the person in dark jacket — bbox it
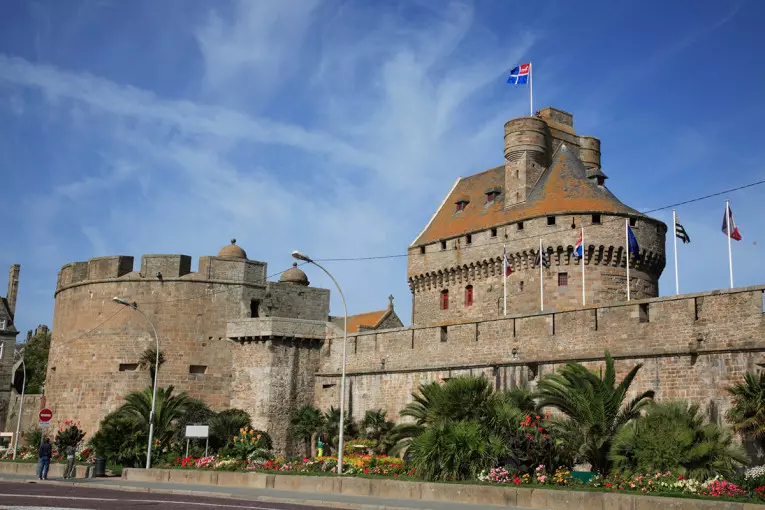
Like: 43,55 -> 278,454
37,438 -> 52,480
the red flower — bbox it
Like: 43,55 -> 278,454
605,483 -> 612,488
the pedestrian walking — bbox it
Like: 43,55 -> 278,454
63,444 -> 76,479
37,438 -> 52,480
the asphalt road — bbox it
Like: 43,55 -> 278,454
0,481 -> 343,510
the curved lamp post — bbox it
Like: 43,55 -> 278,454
291,250 -> 348,475
12,357 -> 26,460
113,297 -> 160,469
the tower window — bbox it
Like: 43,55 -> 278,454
455,200 -> 468,212
465,285 -> 474,307
547,216 -> 556,226
639,303 -> 650,323
420,246 -> 425,255
597,176 -> 605,187
592,214 -> 601,224
490,227 -> 498,237
517,222 -> 524,231
250,300 -> 260,318
519,281 -> 524,292
630,218 -> 637,227
119,363 -> 139,372
558,272 -> 568,287
466,234 -> 472,245
189,365 -> 208,375
0,320 -> 5,331
440,289 -> 449,310
441,240 -> 447,250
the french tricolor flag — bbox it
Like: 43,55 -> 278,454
574,231 -> 583,258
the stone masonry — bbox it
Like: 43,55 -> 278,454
0,265 -> 21,429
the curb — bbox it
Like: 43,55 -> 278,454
16,478 -> 420,510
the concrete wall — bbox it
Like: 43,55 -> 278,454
317,285 -> 765,423
408,213 -> 666,326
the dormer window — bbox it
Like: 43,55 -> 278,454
486,190 -> 501,204
455,199 -> 469,212
597,176 -> 605,187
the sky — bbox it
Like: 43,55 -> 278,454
1,0 -> 764,339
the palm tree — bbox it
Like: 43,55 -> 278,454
116,385 -> 191,446
611,400 -> 748,479
210,409 -> 253,452
290,405 -> 324,457
536,351 -> 654,475
726,371 -> 765,451
138,347 -> 166,387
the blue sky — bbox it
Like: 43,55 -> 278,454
1,0 -> 763,338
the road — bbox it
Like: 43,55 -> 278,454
0,481 -> 341,510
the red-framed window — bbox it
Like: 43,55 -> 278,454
465,285 -> 473,307
440,289 -> 449,310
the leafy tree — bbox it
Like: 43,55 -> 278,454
290,405 -> 325,457
54,423 -> 86,452
138,347 -> 166,388
22,328 -> 51,394
170,398 -> 215,449
536,351 -> 654,475
610,400 -> 748,479
116,385 -> 191,448
90,412 -> 147,467
726,371 -> 765,451
210,409 -> 253,452
361,409 -> 395,454
322,407 -> 357,454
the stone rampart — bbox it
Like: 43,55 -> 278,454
316,285 -> 765,422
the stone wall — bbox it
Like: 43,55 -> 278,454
408,213 -> 666,326
3,392 -> 42,433
316,285 -> 765,423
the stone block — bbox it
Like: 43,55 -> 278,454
368,478 -> 422,500
339,477 -> 372,496
420,482 -> 517,506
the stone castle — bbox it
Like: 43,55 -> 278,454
38,107 -> 764,455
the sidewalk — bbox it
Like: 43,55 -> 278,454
0,473 -> 532,510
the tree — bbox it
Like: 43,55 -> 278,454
22,328 -> 51,394
361,409 -> 395,454
290,405 -> 325,457
210,409 -> 253,452
726,371 -> 765,451
138,347 -> 166,388
116,385 -> 191,447
171,398 -> 215,446
90,412 -> 147,467
322,407 -> 357,454
610,400 -> 748,479
536,351 -> 654,475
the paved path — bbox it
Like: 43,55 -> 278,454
0,475 -> 535,510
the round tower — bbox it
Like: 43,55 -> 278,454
579,136 -> 601,173
503,117 -> 549,166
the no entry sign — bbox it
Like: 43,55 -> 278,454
38,409 -> 53,422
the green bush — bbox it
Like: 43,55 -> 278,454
209,409 -> 252,452
89,412 -> 147,468
610,400 -> 748,479
54,423 -> 86,452
22,427 -> 42,449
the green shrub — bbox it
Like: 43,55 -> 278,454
610,400 -> 748,479
209,409 -> 252,452
22,427 -> 42,449
89,412 -> 147,468
54,423 -> 86,452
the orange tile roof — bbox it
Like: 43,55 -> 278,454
345,309 -> 388,333
412,145 -> 649,246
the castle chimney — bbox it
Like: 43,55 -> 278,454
7,264 -> 19,319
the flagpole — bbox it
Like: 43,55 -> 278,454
529,62 -> 533,116
625,219 -> 631,301
726,200 -> 734,288
673,209 -> 679,295
581,227 -> 586,306
503,245 -> 507,316
539,238 -> 544,312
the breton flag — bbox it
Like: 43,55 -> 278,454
506,63 -> 530,85
503,247 -> 513,277
535,248 -> 551,268
675,216 -> 691,244
722,206 -> 742,240
574,231 -> 584,258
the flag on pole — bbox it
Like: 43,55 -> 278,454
573,230 -> 583,258
627,226 -> 640,259
535,248 -> 550,268
675,216 -> 691,244
506,63 -> 530,84
503,247 -> 513,276
722,206 -> 742,240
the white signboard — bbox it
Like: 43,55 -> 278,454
38,422 -> 50,429
185,425 -> 209,438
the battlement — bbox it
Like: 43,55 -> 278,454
320,285 -> 765,376
55,252 -> 268,293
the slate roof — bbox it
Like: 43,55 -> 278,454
411,145 -> 647,246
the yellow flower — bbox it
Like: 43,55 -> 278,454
256,434 -> 261,439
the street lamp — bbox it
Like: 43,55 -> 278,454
113,297 -> 160,469
12,357 -> 26,460
291,250 -> 349,475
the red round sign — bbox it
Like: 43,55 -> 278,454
39,409 -> 53,422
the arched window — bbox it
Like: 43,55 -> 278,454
440,289 -> 449,310
465,285 -> 473,307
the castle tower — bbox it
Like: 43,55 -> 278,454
407,106 -> 666,326
6,265 -> 19,319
